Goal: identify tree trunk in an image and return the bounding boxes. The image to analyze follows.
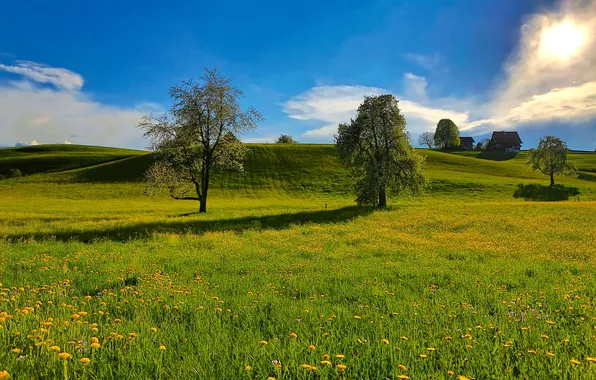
[199,158,211,213]
[378,188,387,208]
[550,172,555,187]
[199,194,207,213]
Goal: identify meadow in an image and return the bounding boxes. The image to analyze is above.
[0,144,595,379]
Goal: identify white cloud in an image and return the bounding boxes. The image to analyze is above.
[403,73,427,100]
[0,61,147,148]
[63,140,72,144]
[404,53,445,72]
[0,61,84,91]
[284,84,484,140]
[15,140,40,147]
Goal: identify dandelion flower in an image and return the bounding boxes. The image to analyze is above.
[267,378,276,380]
[259,340,268,345]
[335,354,345,359]
[398,364,407,370]
[336,364,347,371]
[587,357,596,363]
[159,345,166,351]
[400,336,408,341]
[570,359,581,365]
[320,360,332,366]
[91,343,101,350]
[11,348,21,354]
[448,370,455,376]
[58,352,72,360]
[546,351,555,357]
[49,345,60,352]
[0,370,8,380]
[396,375,410,379]
[80,358,90,365]
[289,332,297,339]
[354,315,361,319]
[308,344,316,351]
[457,376,470,380]
[419,354,428,359]
[381,339,389,345]
[90,337,99,343]
[244,365,251,371]
[427,347,436,351]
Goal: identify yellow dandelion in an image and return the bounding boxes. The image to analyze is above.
[322,332,330,337]
[151,327,157,332]
[289,332,297,339]
[244,365,252,371]
[300,364,312,369]
[527,349,537,354]
[267,377,276,380]
[354,315,361,319]
[381,339,389,345]
[322,353,330,360]
[419,354,428,358]
[427,347,436,351]
[396,375,410,380]
[587,357,596,363]
[457,376,470,380]
[49,345,61,352]
[335,354,345,359]
[308,344,316,351]
[259,340,268,345]
[320,360,332,366]
[546,351,555,357]
[400,336,408,341]
[159,345,166,351]
[58,352,72,360]
[90,337,99,343]
[336,364,347,371]
[541,334,549,339]
[448,370,455,376]
[570,359,581,365]
[11,348,21,354]
[80,358,90,365]
[398,364,407,370]
[91,343,101,349]
[0,370,8,380]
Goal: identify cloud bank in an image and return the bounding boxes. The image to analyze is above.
[0,61,147,148]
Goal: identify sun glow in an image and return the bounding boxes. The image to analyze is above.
[540,22,585,59]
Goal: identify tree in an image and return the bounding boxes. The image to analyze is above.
[417,132,434,148]
[276,134,298,144]
[139,68,263,213]
[335,94,426,208]
[434,119,460,149]
[527,136,577,186]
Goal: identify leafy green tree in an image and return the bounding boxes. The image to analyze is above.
[139,68,263,213]
[434,119,460,149]
[335,94,426,208]
[527,136,577,186]
[276,134,298,144]
[417,132,434,148]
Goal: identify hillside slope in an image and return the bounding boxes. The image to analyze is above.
[2,144,595,199]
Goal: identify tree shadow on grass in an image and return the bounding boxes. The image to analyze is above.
[476,151,519,161]
[513,183,580,201]
[5,206,374,243]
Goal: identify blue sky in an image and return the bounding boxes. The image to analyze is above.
[1,0,595,150]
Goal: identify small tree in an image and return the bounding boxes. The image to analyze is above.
[527,136,577,186]
[417,132,434,148]
[335,94,426,208]
[276,134,298,144]
[139,68,262,213]
[434,119,460,149]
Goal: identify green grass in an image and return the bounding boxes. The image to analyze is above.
[1,144,596,379]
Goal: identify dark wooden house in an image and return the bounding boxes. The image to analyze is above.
[459,137,475,150]
[487,131,523,152]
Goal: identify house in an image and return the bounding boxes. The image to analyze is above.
[487,131,523,152]
[459,137,475,150]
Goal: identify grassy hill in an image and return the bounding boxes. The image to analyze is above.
[3,144,595,200]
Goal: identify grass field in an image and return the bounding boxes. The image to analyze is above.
[1,145,596,379]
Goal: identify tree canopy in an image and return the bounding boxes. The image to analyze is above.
[335,94,426,207]
[276,134,298,144]
[417,132,434,148]
[139,68,262,212]
[527,136,577,186]
[434,119,460,149]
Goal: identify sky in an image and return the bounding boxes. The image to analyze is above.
[1,0,595,150]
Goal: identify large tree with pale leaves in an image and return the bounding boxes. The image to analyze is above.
[335,94,426,208]
[527,136,577,186]
[139,69,262,213]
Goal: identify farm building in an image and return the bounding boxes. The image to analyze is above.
[487,131,523,152]
[459,137,475,150]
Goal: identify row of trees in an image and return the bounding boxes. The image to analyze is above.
[139,69,577,212]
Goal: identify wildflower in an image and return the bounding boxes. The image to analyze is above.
[91,343,101,349]
[400,336,408,341]
[427,347,436,351]
[300,364,313,370]
[58,352,72,360]
[151,327,157,332]
[0,370,8,380]
[419,354,428,358]
[159,345,166,351]
[49,345,61,352]
[259,340,268,345]
[448,370,455,376]
[527,349,537,354]
[289,332,297,339]
[354,315,361,319]
[587,357,596,363]
[90,337,99,343]
[80,358,90,365]
[320,360,332,366]
[335,354,345,359]
[546,351,555,357]
[396,376,410,380]
[541,334,549,339]
[381,339,389,345]
[244,365,251,371]
[308,344,316,351]
[336,364,347,371]
[570,359,581,365]
[457,376,470,380]
[398,364,407,370]
[267,377,276,380]
[11,348,21,354]
[322,332,330,337]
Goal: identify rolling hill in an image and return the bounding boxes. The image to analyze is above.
[1,144,595,200]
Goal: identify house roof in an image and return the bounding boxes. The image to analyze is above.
[491,131,522,145]
[459,137,475,143]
